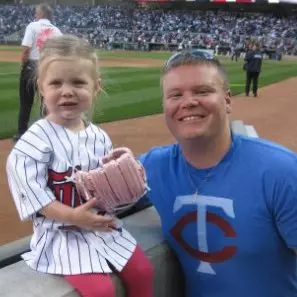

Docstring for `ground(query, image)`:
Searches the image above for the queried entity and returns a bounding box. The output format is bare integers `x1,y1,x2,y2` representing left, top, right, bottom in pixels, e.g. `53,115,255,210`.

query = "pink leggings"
64,245,154,297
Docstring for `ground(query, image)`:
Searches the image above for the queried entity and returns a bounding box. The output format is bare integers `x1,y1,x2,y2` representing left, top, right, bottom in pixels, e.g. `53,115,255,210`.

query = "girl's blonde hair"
38,34,101,119
39,34,99,79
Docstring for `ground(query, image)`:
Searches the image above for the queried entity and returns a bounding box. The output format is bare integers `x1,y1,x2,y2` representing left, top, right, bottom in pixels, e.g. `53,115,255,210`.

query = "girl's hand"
71,199,117,232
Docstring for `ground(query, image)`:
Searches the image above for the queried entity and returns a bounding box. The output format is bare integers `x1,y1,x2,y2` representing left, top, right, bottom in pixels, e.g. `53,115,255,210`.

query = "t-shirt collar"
38,19,51,24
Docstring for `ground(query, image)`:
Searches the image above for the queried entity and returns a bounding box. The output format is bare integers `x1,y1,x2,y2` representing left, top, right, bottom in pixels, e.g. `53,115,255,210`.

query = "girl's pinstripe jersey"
6,119,137,275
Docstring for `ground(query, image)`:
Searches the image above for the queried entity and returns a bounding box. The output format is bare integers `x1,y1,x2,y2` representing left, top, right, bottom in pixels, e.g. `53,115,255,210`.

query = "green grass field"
0,48,297,140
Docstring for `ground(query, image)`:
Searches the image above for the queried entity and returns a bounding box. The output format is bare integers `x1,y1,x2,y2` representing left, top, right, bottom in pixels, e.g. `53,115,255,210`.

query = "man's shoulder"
24,20,44,33
26,20,60,30
24,21,36,30
27,20,44,27
139,144,178,165
238,134,297,167
254,52,263,59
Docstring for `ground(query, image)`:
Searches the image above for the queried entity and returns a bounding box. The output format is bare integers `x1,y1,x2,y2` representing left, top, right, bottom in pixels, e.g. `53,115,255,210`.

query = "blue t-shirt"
139,134,297,297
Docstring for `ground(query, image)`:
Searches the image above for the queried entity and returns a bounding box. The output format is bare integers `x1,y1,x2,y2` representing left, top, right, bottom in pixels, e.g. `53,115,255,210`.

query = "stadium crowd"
0,4,297,55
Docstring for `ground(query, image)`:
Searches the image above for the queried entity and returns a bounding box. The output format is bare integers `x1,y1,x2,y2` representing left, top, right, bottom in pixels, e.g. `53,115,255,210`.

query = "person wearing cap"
133,50,297,297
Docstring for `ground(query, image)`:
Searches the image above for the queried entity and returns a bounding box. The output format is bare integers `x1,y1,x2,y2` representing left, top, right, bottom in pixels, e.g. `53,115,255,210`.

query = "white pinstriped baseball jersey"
6,119,137,275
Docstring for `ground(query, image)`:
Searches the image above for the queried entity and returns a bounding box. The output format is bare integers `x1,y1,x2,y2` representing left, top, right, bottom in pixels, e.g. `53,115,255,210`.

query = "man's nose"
181,93,199,108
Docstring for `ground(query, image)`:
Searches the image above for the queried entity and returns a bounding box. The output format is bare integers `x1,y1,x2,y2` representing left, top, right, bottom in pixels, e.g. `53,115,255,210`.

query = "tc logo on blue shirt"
170,194,237,275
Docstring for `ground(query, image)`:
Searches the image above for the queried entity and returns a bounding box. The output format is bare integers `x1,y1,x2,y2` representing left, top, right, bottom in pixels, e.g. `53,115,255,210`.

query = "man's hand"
21,46,30,65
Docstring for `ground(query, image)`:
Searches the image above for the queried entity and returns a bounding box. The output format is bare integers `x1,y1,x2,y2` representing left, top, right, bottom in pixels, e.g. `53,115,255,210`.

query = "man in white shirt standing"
14,3,62,142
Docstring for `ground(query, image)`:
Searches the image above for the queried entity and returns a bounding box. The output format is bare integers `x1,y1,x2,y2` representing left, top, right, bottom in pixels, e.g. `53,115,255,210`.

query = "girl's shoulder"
88,122,112,140
9,119,53,163
87,122,113,151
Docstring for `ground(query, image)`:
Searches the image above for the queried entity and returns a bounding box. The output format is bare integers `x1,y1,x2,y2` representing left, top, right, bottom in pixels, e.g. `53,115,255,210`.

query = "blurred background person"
14,3,62,142
244,42,263,98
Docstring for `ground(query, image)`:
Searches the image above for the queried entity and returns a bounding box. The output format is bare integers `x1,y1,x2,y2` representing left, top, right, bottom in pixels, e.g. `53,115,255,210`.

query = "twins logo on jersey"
170,194,237,275
36,28,54,49
47,166,82,208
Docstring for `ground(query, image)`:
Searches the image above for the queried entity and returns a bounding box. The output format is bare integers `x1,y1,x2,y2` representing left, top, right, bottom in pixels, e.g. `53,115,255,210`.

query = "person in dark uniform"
13,3,62,142
244,42,263,98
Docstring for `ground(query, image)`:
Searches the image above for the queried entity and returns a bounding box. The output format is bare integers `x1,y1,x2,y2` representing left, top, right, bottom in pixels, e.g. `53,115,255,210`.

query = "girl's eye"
50,80,61,85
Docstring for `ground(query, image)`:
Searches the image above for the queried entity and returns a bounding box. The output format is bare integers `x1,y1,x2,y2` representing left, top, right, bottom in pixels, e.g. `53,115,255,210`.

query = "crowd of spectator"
0,4,297,55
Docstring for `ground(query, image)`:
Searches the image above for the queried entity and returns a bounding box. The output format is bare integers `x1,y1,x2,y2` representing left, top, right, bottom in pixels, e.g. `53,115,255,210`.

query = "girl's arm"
40,199,116,231
6,142,115,231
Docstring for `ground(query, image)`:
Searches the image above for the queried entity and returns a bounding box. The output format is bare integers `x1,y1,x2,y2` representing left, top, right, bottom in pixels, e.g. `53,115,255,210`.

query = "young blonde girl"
6,35,154,297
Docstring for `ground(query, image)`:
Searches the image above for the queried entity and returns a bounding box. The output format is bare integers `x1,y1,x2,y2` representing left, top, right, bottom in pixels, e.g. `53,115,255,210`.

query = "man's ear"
225,89,232,114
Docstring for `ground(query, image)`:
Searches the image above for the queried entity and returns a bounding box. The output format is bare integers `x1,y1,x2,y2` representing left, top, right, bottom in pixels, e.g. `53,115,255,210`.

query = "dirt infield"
1,51,297,246
0,51,22,62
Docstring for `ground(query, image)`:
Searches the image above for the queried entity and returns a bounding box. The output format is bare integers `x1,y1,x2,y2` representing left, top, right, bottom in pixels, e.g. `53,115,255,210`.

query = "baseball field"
1,45,297,140
2,46,297,244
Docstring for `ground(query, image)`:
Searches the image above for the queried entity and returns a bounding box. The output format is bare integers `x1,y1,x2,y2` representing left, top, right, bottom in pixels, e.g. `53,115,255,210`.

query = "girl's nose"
61,84,74,97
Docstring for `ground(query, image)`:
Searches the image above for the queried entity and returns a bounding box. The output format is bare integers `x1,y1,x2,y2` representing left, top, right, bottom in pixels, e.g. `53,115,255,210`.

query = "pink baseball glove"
74,148,148,213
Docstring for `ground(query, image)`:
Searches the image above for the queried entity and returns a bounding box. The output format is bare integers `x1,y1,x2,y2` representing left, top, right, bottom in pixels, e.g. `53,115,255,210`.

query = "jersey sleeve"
6,131,56,221
272,157,297,250
21,23,34,47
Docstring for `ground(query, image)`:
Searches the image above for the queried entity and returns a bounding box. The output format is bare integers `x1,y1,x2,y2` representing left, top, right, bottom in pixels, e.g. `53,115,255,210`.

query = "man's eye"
196,89,211,95
73,80,86,85
199,90,209,95
169,93,182,100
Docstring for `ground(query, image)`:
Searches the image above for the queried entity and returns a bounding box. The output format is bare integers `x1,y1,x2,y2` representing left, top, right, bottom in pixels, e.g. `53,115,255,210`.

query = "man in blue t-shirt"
136,50,297,297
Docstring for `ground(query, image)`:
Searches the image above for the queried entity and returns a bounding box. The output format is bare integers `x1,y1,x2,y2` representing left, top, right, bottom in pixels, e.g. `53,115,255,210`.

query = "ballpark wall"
20,0,130,5
21,0,94,5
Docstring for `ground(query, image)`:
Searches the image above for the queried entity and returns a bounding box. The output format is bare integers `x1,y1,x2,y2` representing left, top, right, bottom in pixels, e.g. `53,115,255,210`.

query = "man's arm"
244,51,253,61
21,23,33,65
117,195,152,219
21,46,31,64
272,158,297,255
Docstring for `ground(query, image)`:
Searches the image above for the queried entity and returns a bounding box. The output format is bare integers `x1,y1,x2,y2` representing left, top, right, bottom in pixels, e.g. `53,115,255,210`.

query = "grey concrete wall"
0,207,185,297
